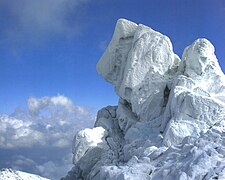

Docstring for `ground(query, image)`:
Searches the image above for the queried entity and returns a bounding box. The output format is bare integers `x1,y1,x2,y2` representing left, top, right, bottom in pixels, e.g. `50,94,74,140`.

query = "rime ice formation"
64,19,225,180
0,168,49,180
161,38,225,146
97,19,180,123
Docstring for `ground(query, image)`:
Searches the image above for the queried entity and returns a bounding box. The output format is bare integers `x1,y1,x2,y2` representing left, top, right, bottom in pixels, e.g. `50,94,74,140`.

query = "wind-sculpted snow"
64,19,225,179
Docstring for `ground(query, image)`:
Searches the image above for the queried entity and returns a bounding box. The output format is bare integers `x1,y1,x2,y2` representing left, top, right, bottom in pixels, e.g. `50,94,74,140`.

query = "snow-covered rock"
97,19,180,123
72,127,108,164
161,38,225,146
0,168,49,180
64,19,225,179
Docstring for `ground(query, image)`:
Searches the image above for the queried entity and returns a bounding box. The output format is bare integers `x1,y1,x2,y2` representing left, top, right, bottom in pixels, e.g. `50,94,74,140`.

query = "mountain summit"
64,19,225,179
0,168,49,180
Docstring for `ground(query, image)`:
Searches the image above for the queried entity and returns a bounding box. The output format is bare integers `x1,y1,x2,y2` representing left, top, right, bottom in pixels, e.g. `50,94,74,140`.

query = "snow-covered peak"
0,168,49,180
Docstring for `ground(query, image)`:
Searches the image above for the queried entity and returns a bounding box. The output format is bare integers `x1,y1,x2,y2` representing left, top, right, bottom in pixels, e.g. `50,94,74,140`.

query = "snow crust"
0,168,49,180
64,19,225,179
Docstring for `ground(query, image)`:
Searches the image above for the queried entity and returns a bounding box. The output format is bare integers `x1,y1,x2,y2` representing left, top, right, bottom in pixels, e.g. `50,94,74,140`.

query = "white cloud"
0,115,45,148
0,95,95,179
27,95,75,115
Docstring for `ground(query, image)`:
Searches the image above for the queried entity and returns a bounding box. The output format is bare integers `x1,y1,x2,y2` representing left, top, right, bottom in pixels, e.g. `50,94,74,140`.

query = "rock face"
64,19,225,179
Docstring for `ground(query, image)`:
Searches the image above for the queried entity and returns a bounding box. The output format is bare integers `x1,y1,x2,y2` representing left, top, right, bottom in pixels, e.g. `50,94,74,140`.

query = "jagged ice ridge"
63,19,225,180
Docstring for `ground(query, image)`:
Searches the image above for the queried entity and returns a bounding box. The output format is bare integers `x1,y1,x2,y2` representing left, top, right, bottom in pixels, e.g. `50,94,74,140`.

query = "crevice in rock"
90,170,100,179
163,85,170,107
105,107,116,118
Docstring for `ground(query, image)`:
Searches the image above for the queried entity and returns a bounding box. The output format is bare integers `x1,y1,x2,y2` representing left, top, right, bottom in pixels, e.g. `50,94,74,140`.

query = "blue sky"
0,0,225,113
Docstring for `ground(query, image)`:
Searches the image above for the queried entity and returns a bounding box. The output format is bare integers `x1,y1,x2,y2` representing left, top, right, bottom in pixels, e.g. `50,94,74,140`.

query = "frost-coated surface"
0,168,49,180
64,19,225,179
97,19,180,122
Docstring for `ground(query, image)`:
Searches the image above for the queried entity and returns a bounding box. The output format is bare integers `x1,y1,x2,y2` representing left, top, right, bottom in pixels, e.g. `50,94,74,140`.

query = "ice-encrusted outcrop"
97,19,180,123
64,19,225,179
161,38,225,146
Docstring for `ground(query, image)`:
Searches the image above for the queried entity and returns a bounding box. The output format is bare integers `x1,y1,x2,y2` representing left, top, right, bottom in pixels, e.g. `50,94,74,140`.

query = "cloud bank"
0,95,95,179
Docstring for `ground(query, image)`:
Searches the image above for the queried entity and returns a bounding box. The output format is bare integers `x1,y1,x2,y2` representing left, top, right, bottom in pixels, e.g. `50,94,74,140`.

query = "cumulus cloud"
0,95,95,179
28,95,75,115
0,115,45,149
0,0,90,47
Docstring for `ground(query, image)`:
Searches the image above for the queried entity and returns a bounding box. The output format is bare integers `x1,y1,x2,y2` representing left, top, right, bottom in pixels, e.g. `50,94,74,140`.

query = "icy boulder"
97,18,180,122
161,38,225,146
64,19,225,179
